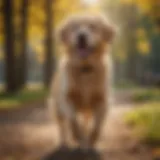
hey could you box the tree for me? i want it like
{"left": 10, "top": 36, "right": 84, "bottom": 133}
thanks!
{"left": 120, "top": 0, "right": 160, "bottom": 29}
{"left": 44, "top": 0, "right": 55, "bottom": 87}
{"left": 18, "top": 0, "right": 29, "bottom": 89}
{"left": 3, "top": 0, "right": 17, "bottom": 92}
{"left": 103, "top": 0, "right": 140, "bottom": 83}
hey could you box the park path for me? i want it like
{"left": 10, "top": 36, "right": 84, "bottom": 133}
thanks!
{"left": 0, "top": 91, "right": 153, "bottom": 160}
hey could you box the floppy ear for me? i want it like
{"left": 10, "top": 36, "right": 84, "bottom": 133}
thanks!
{"left": 104, "top": 24, "right": 115, "bottom": 43}
{"left": 102, "top": 18, "right": 116, "bottom": 43}
{"left": 57, "top": 20, "right": 69, "bottom": 44}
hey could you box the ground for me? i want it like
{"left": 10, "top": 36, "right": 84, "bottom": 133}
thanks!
{"left": 0, "top": 91, "right": 153, "bottom": 160}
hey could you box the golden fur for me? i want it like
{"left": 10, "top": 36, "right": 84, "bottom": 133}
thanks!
{"left": 49, "top": 14, "right": 115, "bottom": 148}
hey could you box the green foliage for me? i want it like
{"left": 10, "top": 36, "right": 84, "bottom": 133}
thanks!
{"left": 0, "top": 89, "right": 48, "bottom": 109}
{"left": 125, "top": 103, "right": 160, "bottom": 146}
{"left": 115, "top": 80, "right": 138, "bottom": 89}
{"left": 133, "top": 88, "right": 160, "bottom": 102}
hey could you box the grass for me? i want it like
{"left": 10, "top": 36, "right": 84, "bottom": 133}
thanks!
{"left": 133, "top": 88, "right": 160, "bottom": 103}
{"left": 125, "top": 102, "right": 160, "bottom": 146}
{"left": 115, "top": 81, "right": 138, "bottom": 89}
{"left": 0, "top": 89, "right": 48, "bottom": 109}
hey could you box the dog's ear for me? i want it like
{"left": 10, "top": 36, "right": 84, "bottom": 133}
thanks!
{"left": 101, "top": 17, "right": 116, "bottom": 43}
{"left": 57, "top": 19, "right": 69, "bottom": 44}
{"left": 104, "top": 24, "right": 115, "bottom": 43}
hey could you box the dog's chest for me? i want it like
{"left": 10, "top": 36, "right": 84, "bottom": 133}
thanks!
{"left": 67, "top": 66, "right": 106, "bottom": 108}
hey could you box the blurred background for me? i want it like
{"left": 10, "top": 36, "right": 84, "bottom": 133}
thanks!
{"left": 0, "top": 0, "right": 159, "bottom": 159}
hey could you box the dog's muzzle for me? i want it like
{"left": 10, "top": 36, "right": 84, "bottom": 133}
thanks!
{"left": 76, "top": 33, "right": 91, "bottom": 58}
{"left": 78, "top": 33, "right": 87, "bottom": 48}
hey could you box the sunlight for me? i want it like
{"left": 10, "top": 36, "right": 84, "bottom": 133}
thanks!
{"left": 81, "top": 0, "right": 100, "bottom": 6}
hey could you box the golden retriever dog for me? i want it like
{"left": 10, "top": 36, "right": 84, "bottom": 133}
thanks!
{"left": 48, "top": 14, "right": 115, "bottom": 149}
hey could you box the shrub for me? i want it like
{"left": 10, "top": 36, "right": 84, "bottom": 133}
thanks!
{"left": 125, "top": 103, "right": 160, "bottom": 146}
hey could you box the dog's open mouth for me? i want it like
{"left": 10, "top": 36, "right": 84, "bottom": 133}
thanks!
{"left": 77, "top": 47, "right": 91, "bottom": 58}
{"left": 76, "top": 34, "right": 93, "bottom": 58}
{"left": 76, "top": 42, "right": 93, "bottom": 58}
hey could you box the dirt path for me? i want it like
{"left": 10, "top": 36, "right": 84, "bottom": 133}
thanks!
{"left": 0, "top": 94, "right": 153, "bottom": 160}
{"left": 99, "top": 106, "right": 152, "bottom": 160}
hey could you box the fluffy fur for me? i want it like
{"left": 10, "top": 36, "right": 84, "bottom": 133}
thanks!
{"left": 48, "top": 14, "right": 115, "bottom": 149}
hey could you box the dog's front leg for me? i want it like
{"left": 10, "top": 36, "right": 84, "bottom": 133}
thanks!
{"left": 71, "top": 117, "right": 83, "bottom": 143}
{"left": 89, "top": 105, "right": 107, "bottom": 147}
{"left": 57, "top": 98, "right": 74, "bottom": 147}
{"left": 57, "top": 110, "right": 69, "bottom": 147}
{"left": 71, "top": 110, "right": 92, "bottom": 148}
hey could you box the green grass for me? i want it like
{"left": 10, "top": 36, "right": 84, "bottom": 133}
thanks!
{"left": 115, "top": 81, "right": 138, "bottom": 89}
{"left": 133, "top": 88, "right": 160, "bottom": 102}
{"left": 0, "top": 89, "right": 48, "bottom": 109}
{"left": 125, "top": 102, "right": 160, "bottom": 146}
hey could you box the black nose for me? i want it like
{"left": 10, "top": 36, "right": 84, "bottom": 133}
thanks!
{"left": 78, "top": 33, "right": 87, "bottom": 48}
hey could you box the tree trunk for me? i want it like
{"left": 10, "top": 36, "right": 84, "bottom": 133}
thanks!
{"left": 18, "top": 0, "right": 28, "bottom": 89}
{"left": 44, "top": 0, "right": 55, "bottom": 87}
{"left": 3, "top": 0, "right": 17, "bottom": 92}
{"left": 124, "top": 4, "right": 139, "bottom": 83}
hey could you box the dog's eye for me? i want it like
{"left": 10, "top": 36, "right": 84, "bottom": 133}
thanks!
{"left": 89, "top": 24, "right": 97, "bottom": 31}
{"left": 70, "top": 23, "right": 78, "bottom": 31}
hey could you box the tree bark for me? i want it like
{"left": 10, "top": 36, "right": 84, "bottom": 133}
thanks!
{"left": 18, "top": 0, "right": 28, "bottom": 89}
{"left": 125, "top": 5, "right": 139, "bottom": 83}
{"left": 44, "top": 0, "right": 55, "bottom": 87}
{"left": 3, "top": 0, "right": 17, "bottom": 92}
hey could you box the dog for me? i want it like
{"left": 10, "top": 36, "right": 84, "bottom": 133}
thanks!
{"left": 48, "top": 14, "right": 115, "bottom": 149}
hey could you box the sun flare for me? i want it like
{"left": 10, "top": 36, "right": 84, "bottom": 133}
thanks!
{"left": 81, "top": 0, "right": 100, "bottom": 6}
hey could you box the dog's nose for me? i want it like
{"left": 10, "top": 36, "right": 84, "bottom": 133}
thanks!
{"left": 78, "top": 33, "right": 87, "bottom": 47}
{"left": 78, "top": 33, "right": 86, "bottom": 42}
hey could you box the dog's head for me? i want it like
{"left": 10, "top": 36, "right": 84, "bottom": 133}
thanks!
{"left": 58, "top": 14, "right": 115, "bottom": 59}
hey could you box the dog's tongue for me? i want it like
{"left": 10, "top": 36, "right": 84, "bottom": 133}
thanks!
{"left": 79, "top": 49, "right": 89, "bottom": 58}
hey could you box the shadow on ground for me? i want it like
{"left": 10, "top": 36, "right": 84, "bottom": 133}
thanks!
{"left": 43, "top": 147, "right": 102, "bottom": 160}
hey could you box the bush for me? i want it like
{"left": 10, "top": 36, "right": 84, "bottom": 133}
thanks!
{"left": 133, "top": 88, "right": 160, "bottom": 102}
{"left": 125, "top": 103, "right": 160, "bottom": 146}
{"left": 0, "top": 89, "right": 48, "bottom": 109}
